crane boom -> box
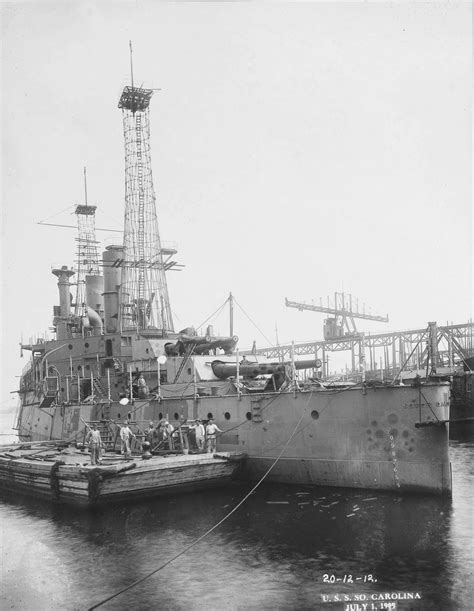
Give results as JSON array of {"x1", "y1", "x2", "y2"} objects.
[
  {"x1": 285, "y1": 298, "x2": 389, "y2": 322},
  {"x1": 285, "y1": 292, "x2": 389, "y2": 339}
]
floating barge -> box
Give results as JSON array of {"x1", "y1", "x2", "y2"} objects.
[{"x1": 0, "y1": 443, "x2": 245, "y2": 507}]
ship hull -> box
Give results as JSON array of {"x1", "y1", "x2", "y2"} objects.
[{"x1": 15, "y1": 382, "x2": 451, "y2": 496}]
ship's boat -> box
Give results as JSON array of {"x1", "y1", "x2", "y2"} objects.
[{"x1": 12, "y1": 76, "x2": 452, "y2": 497}]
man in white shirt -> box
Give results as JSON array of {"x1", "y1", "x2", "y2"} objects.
[
  {"x1": 120, "y1": 421, "x2": 134, "y2": 459},
  {"x1": 193, "y1": 419, "x2": 205, "y2": 451},
  {"x1": 161, "y1": 421, "x2": 175, "y2": 450},
  {"x1": 86, "y1": 423, "x2": 102, "y2": 465},
  {"x1": 144, "y1": 421, "x2": 155, "y2": 445},
  {"x1": 206, "y1": 418, "x2": 223, "y2": 453},
  {"x1": 137, "y1": 374, "x2": 149, "y2": 399}
]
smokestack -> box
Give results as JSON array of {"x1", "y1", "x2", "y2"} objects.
[
  {"x1": 52, "y1": 266, "x2": 75, "y2": 340},
  {"x1": 52, "y1": 266, "x2": 75, "y2": 317},
  {"x1": 102, "y1": 245, "x2": 123, "y2": 333}
]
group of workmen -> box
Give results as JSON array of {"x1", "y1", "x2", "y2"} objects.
[
  {"x1": 143, "y1": 418, "x2": 223, "y2": 454},
  {"x1": 85, "y1": 418, "x2": 223, "y2": 465}
]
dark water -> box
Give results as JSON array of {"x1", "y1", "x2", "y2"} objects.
[{"x1": 1, "y1": 435, "x2": 473, "y2": 610}]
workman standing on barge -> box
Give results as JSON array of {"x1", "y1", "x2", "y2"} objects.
[
  {"x1": 86, "y1": 423, "x2": 102, "y2": 465},
  {"x1": 145, "y1": 421, "x2": 155, "y2": 445},
  {"x1": 193, "y1": 419, "x2": 205, "y2": 451},
  {"x1": 120, "y1": 421, "x2": 135, "y2": 459},
  {"x1": 206, "y1": 419, "x2": 223, "y2": 453}
]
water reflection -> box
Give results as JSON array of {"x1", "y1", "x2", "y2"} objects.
[
  {"x1": 0, "y1": 480, "x2": 463, "y2": 610},
  {"x1": 2, "y1": 432, "x2": 474, "y2": 610}
]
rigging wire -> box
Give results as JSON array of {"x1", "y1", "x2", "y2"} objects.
[
  {"x1": 233, "y1": 297, "x2": 274, "y2": 347},
  {"x1": 87, "y1": 395, "x2": 312, "y2": 610},
  {"x1": 37, "y1": 204, "x2": 77, "y2": 224},
  {"x1": 170, "y1": 309, "x2": 183, "y2": 326},
  {"x1": 195, "y1": 297, "x2": 229, "y2": 333}
]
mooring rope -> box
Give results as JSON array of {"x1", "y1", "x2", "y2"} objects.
[{"x1": 87, "y1": 393, "x2": 313, "y2": 610}]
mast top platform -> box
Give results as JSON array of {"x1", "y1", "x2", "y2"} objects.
[
  {"x1": 118, "y1": 86, "x2": 153, "y2": 112},
  {"x1": 75, "y1": 204, "x2": 97, "y2": 216}
]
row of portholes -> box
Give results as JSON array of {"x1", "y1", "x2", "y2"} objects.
[
  {"x1": 153, "y1": 412, "x2": 235, "y2": 421},
  {"x1": 68, "y1": 343, "x2": 90, "y2": 349},
  {"x1": 242, "y1": 411, "x2": 319, "y2": 421}
]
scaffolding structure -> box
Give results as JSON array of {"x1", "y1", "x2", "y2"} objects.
[
  {"x1": 118, "y1": 84, "x2": 174, "y2": 334},
  {"x1": 250, "y1": 322, "x2": 474, "y2": 380},
  {"x1": 74, "y1": 203, "x2": 100, "y2": 317}
]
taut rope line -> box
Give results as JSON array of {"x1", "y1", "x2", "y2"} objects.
[{"x1": 88, "y1": 392, "x2": 313, "y2": 610}]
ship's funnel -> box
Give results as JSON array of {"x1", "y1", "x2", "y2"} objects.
[
  {"x1": 102, "y1": 245, "x2": 123, "y2": 333},
  {"x1": 52, "y1": 266, "x2": 75, "y2": 340},
  {"x1": 52, "y1": 266, "x2": 75, "y2": 317}
]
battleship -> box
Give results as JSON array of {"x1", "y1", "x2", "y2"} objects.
[{"x1": 12, "y1": 73, "x2": 452, "y2": 497}]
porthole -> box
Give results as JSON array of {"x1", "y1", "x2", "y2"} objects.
[
  {"x1": 117, "y1": 413, "x2": 121, "y2": 419},
  {"x1": 207, "y1": 412, "x2": 213, "y2": 419},
  {"x1": 224, "y1": 412, "x2": 231, "y2": 420},
  {"x1": 246, "y1": 412, "x2": 252, "y2": 421},
  {"x1": 158, "y1": 412, "x2": 163, "y2": 420},
  {"x1": 85, "y1": 342, "x2": 89, "y2": 348},
  {"x1": 174, "y1": 413, "x2": 179, "y2": 420},
  {"x1": 68, "y1": 344, "x2": 73, "y2": 350},
  {"x1": 77, "y1": 365, "x2": 82, "y2": 370},
  {"x1": 311, "y1": 410, "x2": 319, "y2": 420}
]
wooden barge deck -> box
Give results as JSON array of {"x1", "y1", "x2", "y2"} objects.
[{"x1": 0, "y1": 444, "x2": 245, "y2": 507}]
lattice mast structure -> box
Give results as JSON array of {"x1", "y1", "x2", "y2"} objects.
[
  {"x1": 74, "y1": 168, "x2": 100, "y2": 317},
  {"x1": 118, "y1": 45, "x2": 174, "y2": 334}
]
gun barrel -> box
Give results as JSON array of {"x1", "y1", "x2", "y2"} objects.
[
  {"x1": 211, "y1": 359, "x2": 321, "y2": 380},
  {"x1": 194, "y1": 336, "x2": 238, "y2": 355}
]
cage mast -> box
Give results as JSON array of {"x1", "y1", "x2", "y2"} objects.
[
  {"x1": 74, "y1": 168, "x2": 100, "y2": 317},
  {"x1": 118, "y1": 43, "x2": 174, "y2": 334}
]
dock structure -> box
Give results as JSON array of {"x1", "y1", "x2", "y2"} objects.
[{"x1": 250, "y1": 321, "x2": 474, "y2": 381}]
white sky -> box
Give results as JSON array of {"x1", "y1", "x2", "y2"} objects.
[{"x1": 1, "y1": 1, "x2": 472, "y2": 412}]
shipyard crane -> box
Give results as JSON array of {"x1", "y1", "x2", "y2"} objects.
[{"x1": 285, "y1": 292, "x2": 389, "y2": 340}]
